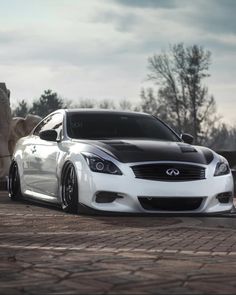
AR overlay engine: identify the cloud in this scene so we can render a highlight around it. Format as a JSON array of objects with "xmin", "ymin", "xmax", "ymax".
[
  {"xmin": 182, "ymin": 1, "xmax": 236, "ymax": 38},
  {"xmin": 91, "ymin": 10, "xmax": 139, "ymax": 32},
  {"xmin": 0, "ymin": 29, "xmax": 26, "ymax": 44},
  {"xmin": 113, "ymin": 0, "xmax": 178, "ymax": 9},
  {"xmin": 0, "ymin": 0, "xmax": 235, "ymax": 124}
]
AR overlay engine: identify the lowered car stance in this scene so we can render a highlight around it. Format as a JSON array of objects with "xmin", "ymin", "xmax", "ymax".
[{"xmin": 9, "ymin": 109, "xmax": 234, "ymax": 214}]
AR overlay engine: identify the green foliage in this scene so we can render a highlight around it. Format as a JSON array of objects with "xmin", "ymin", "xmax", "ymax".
[
  {"xmin": 12, "ymin": 100, "xmax": 29, "ymax": 117},
  {"xmin": 30, "ymin": 89, "xmax": 64, "ymax": 118}
]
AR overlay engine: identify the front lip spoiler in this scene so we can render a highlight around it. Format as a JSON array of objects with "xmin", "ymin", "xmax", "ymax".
[{"xmin": 78, "ymin": 203, "xmax": 235, "ymax": 217}]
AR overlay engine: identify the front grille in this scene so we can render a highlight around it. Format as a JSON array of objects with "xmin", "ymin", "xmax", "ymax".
[
  {"xmin": 131, "ymin": 163, "xmax": 205, "ymax": 181},
  {"xmin": 138, "ymin": 197, "xmax": 203, "ymax": 211}
]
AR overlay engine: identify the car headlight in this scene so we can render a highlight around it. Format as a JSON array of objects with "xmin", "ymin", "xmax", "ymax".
[
  {"xmin": 214, "ymin": 161, "xmax": 230, "ymax": 176},
  {"xmin": 82, "ymin": 152, "xmax": 122, "ymax": 175}
]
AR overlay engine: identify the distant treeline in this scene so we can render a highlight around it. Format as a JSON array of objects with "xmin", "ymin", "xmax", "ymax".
[{"xmin": 12, "ymin": 43, "xmax": 236, "ymax": 151}]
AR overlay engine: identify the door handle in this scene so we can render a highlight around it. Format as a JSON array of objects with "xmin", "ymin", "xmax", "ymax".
[{"xmin": 31, "ymin": 146, "xmax": 37, "ymax": 154}]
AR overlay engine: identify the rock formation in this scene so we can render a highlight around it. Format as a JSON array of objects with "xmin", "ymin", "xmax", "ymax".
[
  {"xmin": 8, "ymin": 114, "xmax": 41, "ymax": 155},
  {"xmin": 0, "ymin": 83, "xmax": 12, "ymax": 178},
  {"xmin": 0, "ymin": 83, "xmax": 42, "ymax": 179}
]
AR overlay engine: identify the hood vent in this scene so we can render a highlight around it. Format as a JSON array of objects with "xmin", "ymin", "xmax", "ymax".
[
  {"xmin": 178, "ymin": 144, "xmax": 197, "ymax": 153},
  {"xmin": 102, "ymin": 141, "xmax": 142, "ymax": 152}
]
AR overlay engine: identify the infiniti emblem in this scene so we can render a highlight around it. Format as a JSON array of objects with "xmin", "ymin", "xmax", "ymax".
[{"xmin": 166, "ymin": 168, "xmax": 180, "ymax": 176}]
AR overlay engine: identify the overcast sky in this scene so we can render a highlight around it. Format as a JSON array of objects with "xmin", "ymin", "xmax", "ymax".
[{"xmin": 1, "ymin": 0, "xmax": 236, "ymax": 124}]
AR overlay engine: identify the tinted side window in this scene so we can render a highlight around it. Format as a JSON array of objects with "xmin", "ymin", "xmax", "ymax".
[{"xmin": 34, "ymin": 113, "xmax": 63, "ymax": 137}]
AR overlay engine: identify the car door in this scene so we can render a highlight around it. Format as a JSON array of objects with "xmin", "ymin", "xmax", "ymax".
[
  {"xmin": 27, "ymin": 113, "xmax": 64, "ymax": 197},
  {"xmin": 22, "ymin": 120, "xmax": 47, "ymax": 190}
]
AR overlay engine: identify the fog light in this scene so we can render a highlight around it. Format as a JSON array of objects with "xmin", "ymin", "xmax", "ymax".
[
  {"xmin": 216, "ymin": 192, "xmax": 233, "ymax": 203},
  {"xmin": 95, "ymin": 191, "xmax": 124, "ymax": 203}
]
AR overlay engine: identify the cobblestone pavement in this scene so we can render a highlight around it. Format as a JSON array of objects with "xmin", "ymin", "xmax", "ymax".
[{"xmin": 1, "ymin": 191, "xmax": 236, "ymax": 294}]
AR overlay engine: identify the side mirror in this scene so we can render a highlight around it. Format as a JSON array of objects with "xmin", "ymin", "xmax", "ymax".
[
  {"xmin": 181, "ymin": 133, "xmax": 194, "ymax": 144},
  {"xmin": 39, "ymin": 129, "xmax": 58, "ymax": 142}
]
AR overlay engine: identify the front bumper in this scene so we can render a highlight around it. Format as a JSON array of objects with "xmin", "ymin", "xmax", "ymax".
[{"xmin": 77, "ymin": 165, "xmax": 234, "ymax": 214}]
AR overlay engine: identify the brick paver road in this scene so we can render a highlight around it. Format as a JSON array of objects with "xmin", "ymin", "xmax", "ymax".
[{"xmin": 1, "ymin": 191, "xmax": 236, "ymax": 294}]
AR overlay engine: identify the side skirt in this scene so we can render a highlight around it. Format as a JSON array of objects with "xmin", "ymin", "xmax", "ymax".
[{"xmin": 24, "ymin": 189, "xmax": 60, "ymax": 204}]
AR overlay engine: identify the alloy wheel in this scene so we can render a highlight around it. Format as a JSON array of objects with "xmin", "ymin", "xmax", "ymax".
[
  {"xmin": 9, "ymin": 162, "xmax": 21, "ymax": 200},
  {"xmin": 61, "ymin": 163, "xmax": 78, "ymax": 213}
]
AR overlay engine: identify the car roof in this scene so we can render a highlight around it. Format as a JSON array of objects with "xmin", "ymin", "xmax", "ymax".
[{"xmin": 64, "ymin": 108, "xmax": 150, "ymax": 117}]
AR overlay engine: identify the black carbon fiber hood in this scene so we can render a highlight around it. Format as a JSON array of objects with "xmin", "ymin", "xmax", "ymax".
[{"xmin": 89, "ymin": 140, "xmax": 214, "ymax": 164}]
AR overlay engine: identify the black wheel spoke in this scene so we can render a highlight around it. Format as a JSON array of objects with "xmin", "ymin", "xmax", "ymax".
[
  {"xmin": 9, "ymin": 162, "xmax": 21, "ymax": 200},
  {"xmin": 61, "ymin": 163, "xmax": 78, "ymax": 213}
]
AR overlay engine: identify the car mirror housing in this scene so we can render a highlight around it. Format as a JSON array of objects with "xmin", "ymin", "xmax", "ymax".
[
  {"xmin": 39, "ymin": 129, "xmax": 58, "ymax": 142},
  {"xmin": 181, "ymin": 133, "xmax": 194, "ymax": 144}
]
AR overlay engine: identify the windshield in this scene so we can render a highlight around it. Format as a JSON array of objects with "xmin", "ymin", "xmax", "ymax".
[{"xmin": 66, "ymin": 112, "xmax": 180, "ymax": 142}]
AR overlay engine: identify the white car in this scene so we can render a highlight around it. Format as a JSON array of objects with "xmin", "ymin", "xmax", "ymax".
[{"xmin": 9, "ymin": 109, "xmax": 234, "ymax": 214}]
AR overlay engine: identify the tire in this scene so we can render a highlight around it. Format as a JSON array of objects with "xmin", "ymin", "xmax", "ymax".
[
  {"xmin": 8, "ymin": 161, "xmax": 22, "ymax": 201},
  {"xmin": 61, "ymin": 162, "xmax": 78, "ymax": 214}
]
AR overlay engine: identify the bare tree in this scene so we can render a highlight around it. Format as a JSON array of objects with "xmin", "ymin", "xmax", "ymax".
[
  {"xmin": 119, "ymin": 99, "xmax": 133, "ymax": 111},
  {"xmin": 209, "ymin": 123, "xmax": 236, "ymax": 151},
  {"xmin": 140, "ymin": 88, "xmax": 159, "ymax": 116},
  {"xmin": 145, "ymin": 43, "xmax": 218, "ymax": 144},
  {"xmin": 12, "ymin": 100, "xmax": 29, "ymax": 117},
  {"xmin": 98, "ymin": 99, "xmax": 116, "ymax": 109},
  {"xmin": 73, "ymin": 99, "xmax": 96, "ymax": 109}
]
